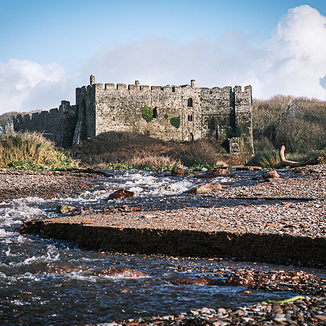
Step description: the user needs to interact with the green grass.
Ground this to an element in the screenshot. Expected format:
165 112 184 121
247 150 280 168
0 132 78 171
247 148 326 168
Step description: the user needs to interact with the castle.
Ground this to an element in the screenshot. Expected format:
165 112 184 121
14 75 254 157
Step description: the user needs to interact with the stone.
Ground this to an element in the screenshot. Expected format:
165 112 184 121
234 309 245 316
185 182 222 194
171 167 185 176
107 188 134 200
262 170 280 180
94 267 149 278
314 314 326 321
55 204 75 214
206 168 230 175
171 277 210 285
273 313 287 322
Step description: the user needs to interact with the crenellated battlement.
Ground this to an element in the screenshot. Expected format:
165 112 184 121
80 76 245 95
14 75 254 157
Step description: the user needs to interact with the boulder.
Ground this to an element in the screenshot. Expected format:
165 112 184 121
262 170 280 181
185 182 222 194
107 188 134 200
55 204 76 214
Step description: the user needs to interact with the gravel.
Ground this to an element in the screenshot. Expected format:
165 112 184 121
0 169 97 201
2 165 326 325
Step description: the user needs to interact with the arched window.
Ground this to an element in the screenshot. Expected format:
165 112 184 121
188 114 193 122
153 107 158 118
187 98 193 107
188 133 194 141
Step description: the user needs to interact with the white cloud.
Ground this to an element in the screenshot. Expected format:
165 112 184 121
259 5 326 99
0 59 73 114
83 5 326 100
1 5 325 116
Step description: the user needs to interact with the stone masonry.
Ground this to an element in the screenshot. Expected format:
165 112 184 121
14 76 254 157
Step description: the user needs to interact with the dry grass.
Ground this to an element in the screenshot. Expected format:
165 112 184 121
127 155 181 170
0 132 77 170
67 131 244 169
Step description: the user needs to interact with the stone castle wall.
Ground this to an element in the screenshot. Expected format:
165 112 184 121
14 76 254 157
14 101 78 148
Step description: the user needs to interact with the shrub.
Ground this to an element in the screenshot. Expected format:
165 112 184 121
252 96 326 154
225 125 242 138
247 150 280 168
141 105 153 123
67 131 237 169
178 139 226 167
170 116 180 128
126 155 181 170
0 132 77 170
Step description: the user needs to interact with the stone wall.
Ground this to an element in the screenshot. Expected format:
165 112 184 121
13 101 78 148
14 76 254 157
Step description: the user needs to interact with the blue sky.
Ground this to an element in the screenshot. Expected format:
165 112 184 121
1 0 326 113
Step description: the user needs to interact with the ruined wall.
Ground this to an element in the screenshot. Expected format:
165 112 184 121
76 78 202 142
13 101 77 148
13 75 254 157
233 85 254 156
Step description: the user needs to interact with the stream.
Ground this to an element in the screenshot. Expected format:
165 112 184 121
0 170 325 325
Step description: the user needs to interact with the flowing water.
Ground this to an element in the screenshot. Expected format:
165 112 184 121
0 170 325 325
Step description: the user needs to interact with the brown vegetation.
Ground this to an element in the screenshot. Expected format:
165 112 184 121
67 131 244 168
252 95 326 153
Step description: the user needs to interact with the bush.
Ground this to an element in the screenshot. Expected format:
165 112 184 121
170 116 180 128
127 155 181 170
0 132 77 170
253 96 326 154
141 105 153 123
68 131 238 169
177 139 226 167
247 150 280 168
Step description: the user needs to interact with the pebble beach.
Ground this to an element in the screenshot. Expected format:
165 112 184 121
2 165 326 325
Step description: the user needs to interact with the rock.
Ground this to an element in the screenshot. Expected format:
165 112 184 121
171 167 185 176
107 188 134 200
42 263 83 274
273 313 287 322
236 166 262 170
185 182 222 194
206 168 230 175
94 267 149 278
55 204 75 213
264 177 283 182
314 314 326 321
171 277 211 285
262 170 280 180
234 309 245 316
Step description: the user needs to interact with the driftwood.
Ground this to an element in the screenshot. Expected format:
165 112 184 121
279 145 323 167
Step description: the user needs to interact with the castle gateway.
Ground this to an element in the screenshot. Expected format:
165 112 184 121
14 76 254 157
